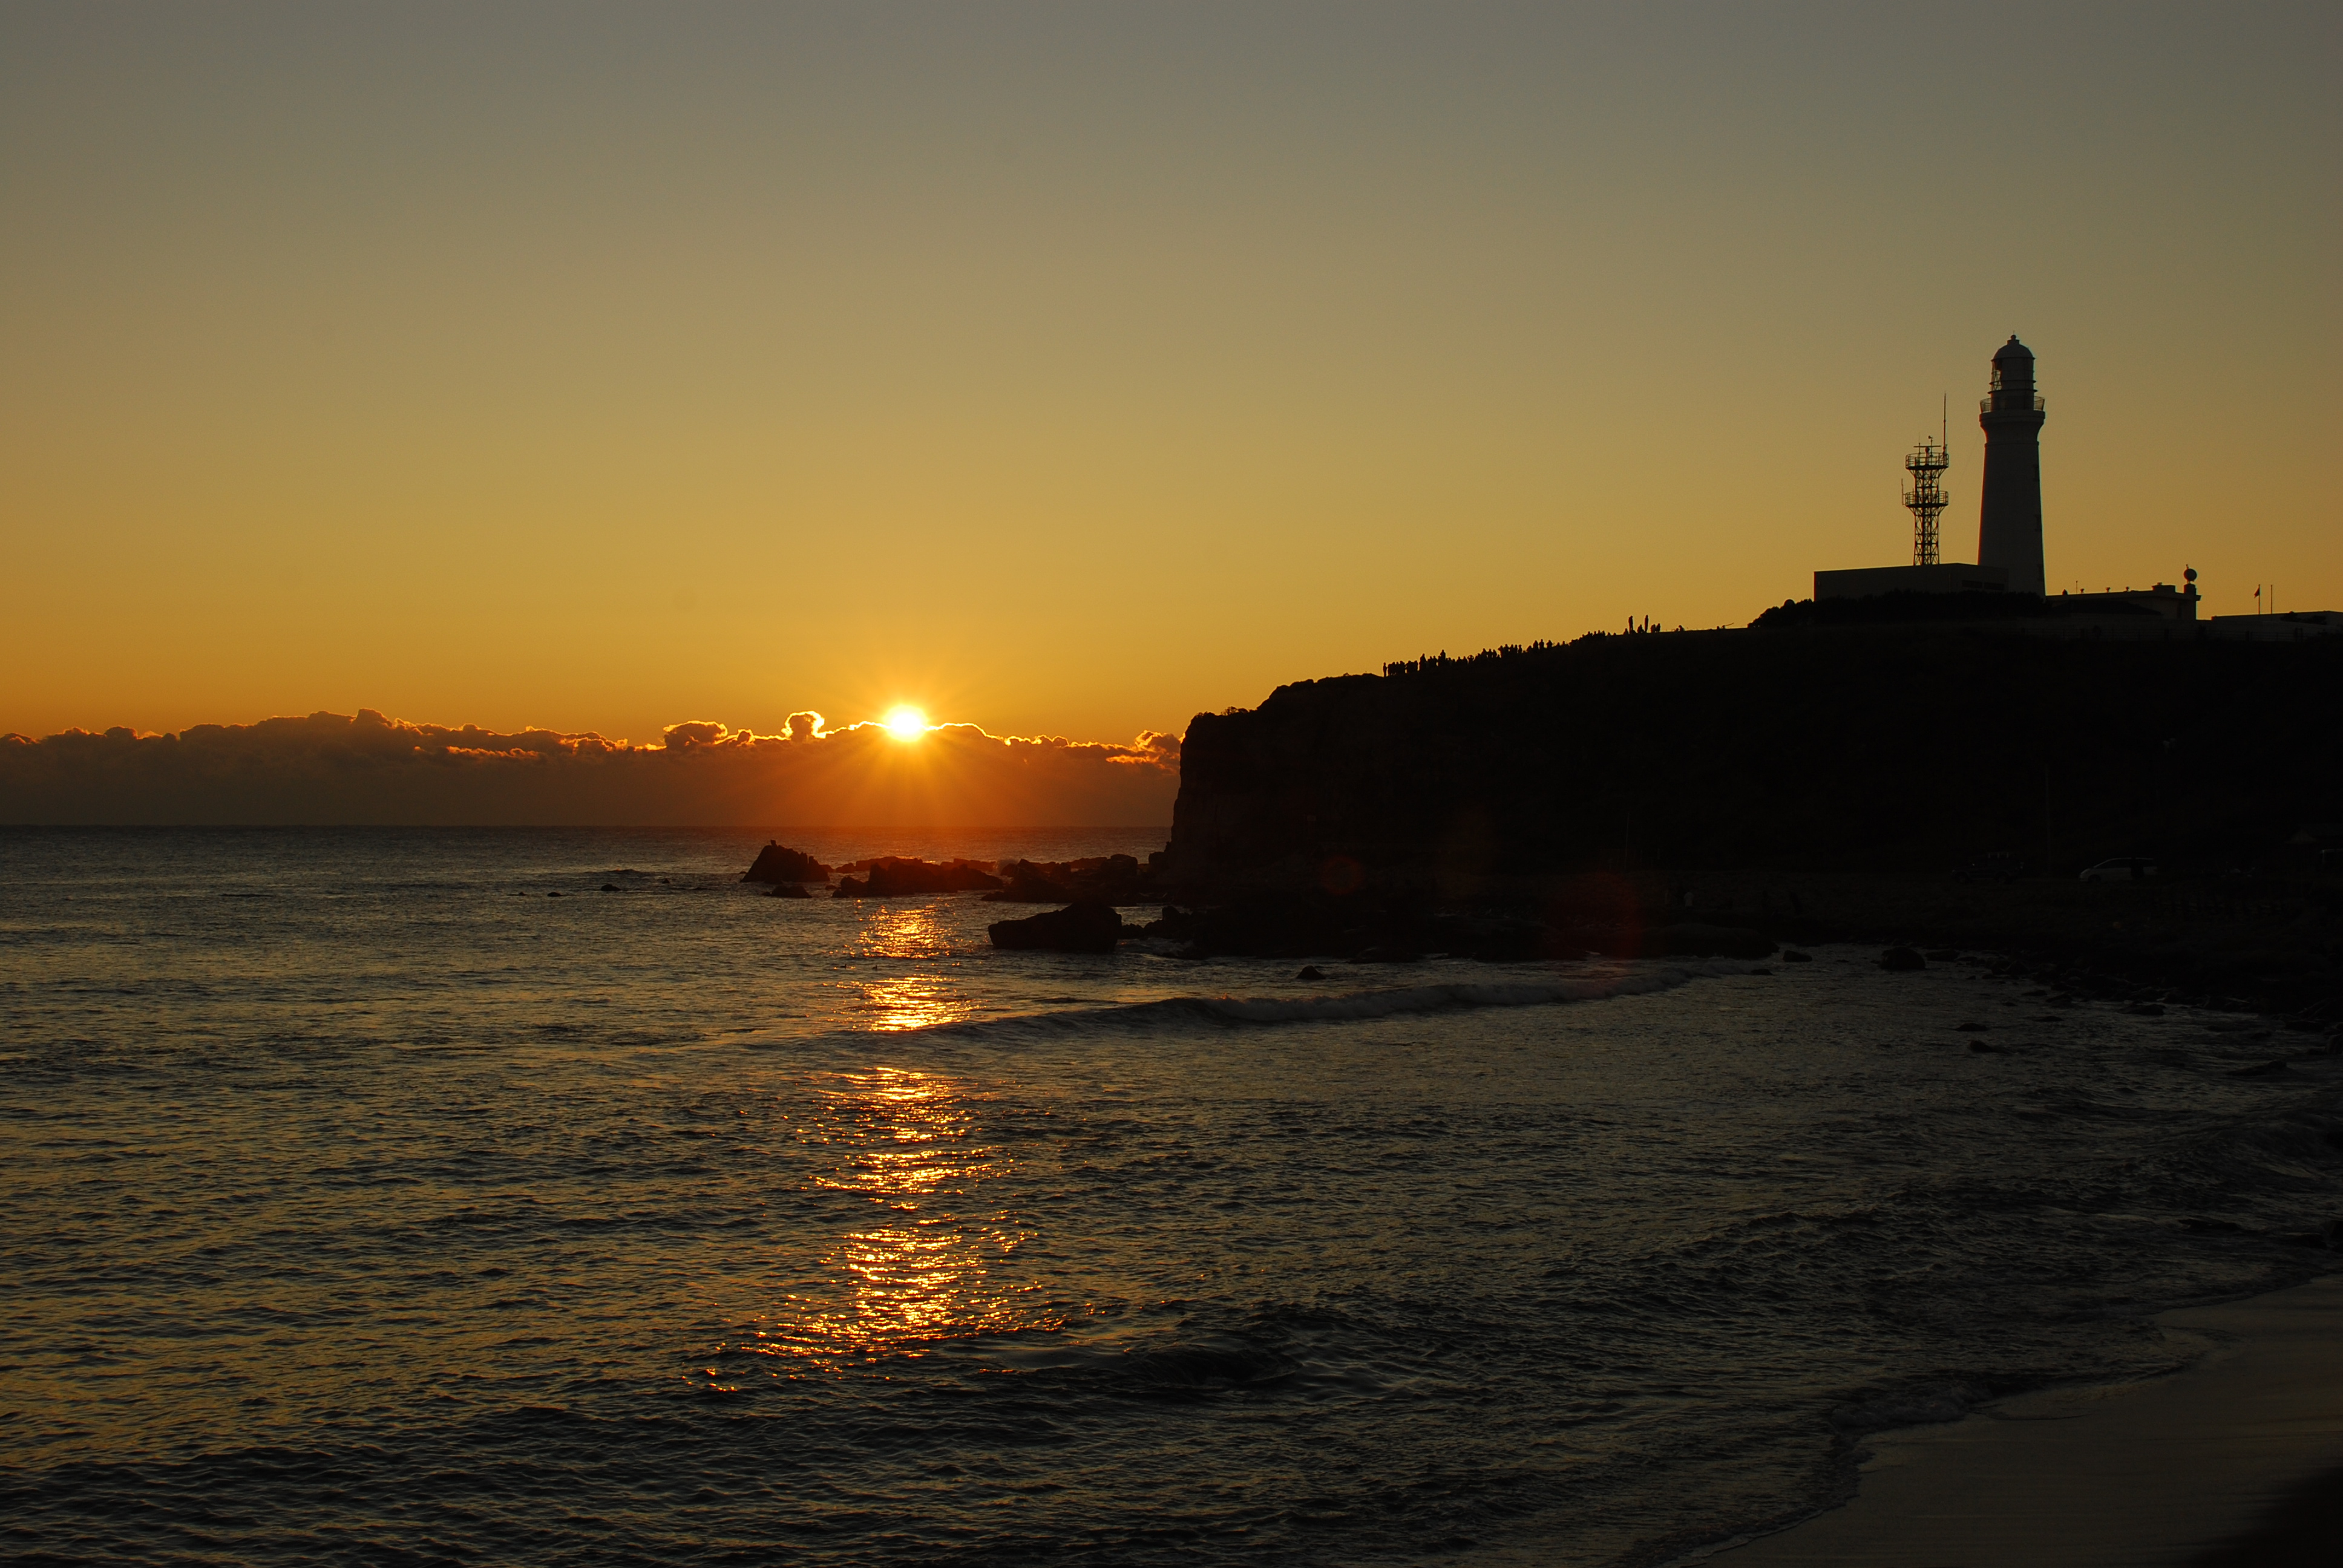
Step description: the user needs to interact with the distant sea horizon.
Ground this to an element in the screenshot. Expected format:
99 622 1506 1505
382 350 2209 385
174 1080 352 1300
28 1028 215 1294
0 822 1172 835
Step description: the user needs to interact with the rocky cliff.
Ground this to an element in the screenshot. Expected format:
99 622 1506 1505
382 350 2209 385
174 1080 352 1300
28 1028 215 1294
1165 627 2343 895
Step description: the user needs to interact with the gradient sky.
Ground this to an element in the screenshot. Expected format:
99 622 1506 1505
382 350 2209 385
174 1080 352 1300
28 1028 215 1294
5 2 2335 746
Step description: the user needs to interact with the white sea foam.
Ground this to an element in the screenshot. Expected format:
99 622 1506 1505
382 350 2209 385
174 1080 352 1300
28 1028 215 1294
813 958 1748 1045
1173 962 1738 1025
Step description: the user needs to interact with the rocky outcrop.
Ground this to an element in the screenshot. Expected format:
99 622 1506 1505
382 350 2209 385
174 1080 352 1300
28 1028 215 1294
1651 923 1777 959
986 900 1124 953
741 841 830 885
1122 892 1772 962
833 857 1005 898
984 861 1075 903
980 854 1149 904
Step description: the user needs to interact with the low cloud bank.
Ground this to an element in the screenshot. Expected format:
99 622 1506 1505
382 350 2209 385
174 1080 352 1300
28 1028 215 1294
0 710 1182 826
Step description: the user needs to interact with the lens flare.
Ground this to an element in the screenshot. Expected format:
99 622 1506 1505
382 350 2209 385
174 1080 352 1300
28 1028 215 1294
883 705 928 741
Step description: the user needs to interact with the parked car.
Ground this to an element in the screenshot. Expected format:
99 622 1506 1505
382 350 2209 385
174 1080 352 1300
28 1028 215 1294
2079 857 2159 883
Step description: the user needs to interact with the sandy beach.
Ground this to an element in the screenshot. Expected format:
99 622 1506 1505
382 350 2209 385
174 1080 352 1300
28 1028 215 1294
1702 1270 2343 1566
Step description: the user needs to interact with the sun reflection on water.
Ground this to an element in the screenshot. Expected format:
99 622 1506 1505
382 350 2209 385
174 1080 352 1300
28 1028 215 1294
857 972 977 1032
753 1066 1049 1371
816 1063 988 1201
850 905 977 1031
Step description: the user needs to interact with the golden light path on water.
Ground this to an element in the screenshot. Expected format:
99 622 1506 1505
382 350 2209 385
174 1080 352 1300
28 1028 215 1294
756 1066 1047 1371
733 908 1057 1377
850 904 979 1033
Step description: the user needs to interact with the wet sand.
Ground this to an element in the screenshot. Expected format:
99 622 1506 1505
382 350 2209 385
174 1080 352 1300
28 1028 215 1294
1704 1271 2343 1567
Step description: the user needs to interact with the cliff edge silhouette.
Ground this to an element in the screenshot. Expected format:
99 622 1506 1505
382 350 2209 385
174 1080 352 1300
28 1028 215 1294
1170 627 2339 890
1158 627 2341 1013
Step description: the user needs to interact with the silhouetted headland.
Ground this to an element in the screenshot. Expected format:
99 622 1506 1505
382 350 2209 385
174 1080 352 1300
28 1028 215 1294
1147 620 2342 1018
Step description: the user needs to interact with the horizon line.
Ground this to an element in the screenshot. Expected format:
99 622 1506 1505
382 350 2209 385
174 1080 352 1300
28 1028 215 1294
0 822 1175 832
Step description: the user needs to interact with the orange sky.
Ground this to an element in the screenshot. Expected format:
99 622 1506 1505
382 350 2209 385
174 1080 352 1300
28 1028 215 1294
4 4 2336 752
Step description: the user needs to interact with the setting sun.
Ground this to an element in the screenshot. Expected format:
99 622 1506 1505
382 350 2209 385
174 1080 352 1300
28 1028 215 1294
882 705 929 742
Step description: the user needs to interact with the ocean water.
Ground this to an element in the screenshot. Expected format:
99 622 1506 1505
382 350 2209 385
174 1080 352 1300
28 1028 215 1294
3 827 2340 1566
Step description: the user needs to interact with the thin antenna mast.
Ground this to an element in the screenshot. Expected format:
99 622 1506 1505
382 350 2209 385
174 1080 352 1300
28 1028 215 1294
1904 421 1950 567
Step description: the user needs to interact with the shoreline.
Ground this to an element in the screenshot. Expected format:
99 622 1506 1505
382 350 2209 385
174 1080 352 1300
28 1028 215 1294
1147 867 2340 1032
1689 1269 2343 1567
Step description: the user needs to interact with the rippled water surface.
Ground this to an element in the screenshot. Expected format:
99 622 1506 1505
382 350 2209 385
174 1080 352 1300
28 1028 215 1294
4 828 2340 1565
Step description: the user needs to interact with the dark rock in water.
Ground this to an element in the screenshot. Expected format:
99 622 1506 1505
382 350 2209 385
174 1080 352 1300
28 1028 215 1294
1879 947 1925 971
1150 890 1429 961
548 892 563 898
741 841 830 886
1925 949 1962 962
768 883 811 898
1296 965 1325 981
835 858 1006 898
988 900 1123 953
1142 890 1575 963
601 884 621 892
2227 1059 2292 1078
983 863 1073 903
1139 906 1198 940
1430 912 1570 961
1781 950 1813 962
1653 923 1775 959
982 855 1151 904
1528 919 1750 960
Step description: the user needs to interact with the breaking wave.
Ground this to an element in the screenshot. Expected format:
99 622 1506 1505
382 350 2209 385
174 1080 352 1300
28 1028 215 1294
765 959 1746 1048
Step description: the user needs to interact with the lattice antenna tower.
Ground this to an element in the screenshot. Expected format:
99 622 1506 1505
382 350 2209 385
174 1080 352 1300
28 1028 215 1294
1904 397 1950 566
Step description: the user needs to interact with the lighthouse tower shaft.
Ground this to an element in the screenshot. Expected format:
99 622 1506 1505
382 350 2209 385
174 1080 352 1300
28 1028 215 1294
1976 336 2046 596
